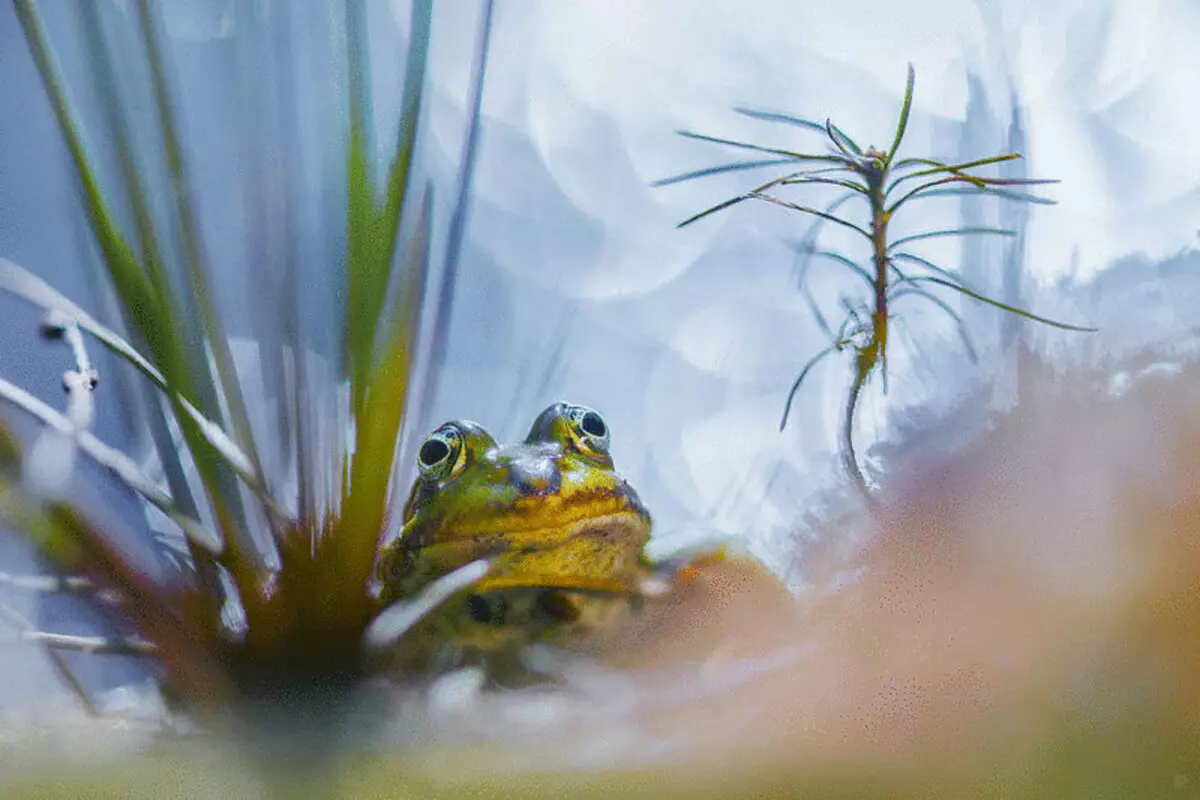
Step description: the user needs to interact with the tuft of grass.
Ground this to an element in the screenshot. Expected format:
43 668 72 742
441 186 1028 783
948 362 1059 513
658 66 1095 504
0 0 494 734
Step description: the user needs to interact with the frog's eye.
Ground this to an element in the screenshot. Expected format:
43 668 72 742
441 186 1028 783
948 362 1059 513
565 405 609 456
417 425 467 482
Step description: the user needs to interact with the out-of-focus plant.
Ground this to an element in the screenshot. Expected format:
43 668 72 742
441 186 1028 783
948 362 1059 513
657 66 1095 504
0 0 494 728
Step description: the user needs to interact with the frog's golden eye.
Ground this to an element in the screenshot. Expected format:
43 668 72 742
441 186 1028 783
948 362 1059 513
565 404 610 456
417 425 467 482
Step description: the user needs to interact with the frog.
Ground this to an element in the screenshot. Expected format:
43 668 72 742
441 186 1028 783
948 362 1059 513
373 401 797 682
374 402 667 677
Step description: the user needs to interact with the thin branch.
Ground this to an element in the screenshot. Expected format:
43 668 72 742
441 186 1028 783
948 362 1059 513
732 106 827 134
836 297 870 343
801 284 834 341
677 168 865 229
651 157 798 187
888 287 978 363
135 0 277 545
749 192 873 240
886 176 983 215
758 168 866 196
888 153 1026 186
790 243 874 290
890 251 979 290
889 183 1057 207
887 226 1015 251
778 175 869 194
792 191 860 290
779 345 844 432
676 130 850 163
677 195 749 227
905 276 1098 331
715 167 867 212
824 118 863 157
888 175 1056 214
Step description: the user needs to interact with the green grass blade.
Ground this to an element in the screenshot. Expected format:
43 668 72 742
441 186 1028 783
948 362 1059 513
825 118 863 156
335 187 434 598
72 5 227 457
651 157 799 187
120 12 274 575
677 130 849 163
344 0 376 412
907 276 1098 331
16 0 255 570
378 0 433 299
677 195 753 227
894 185 1057 205
749 192 873 240
887 176 1058 213
345 0 433 417
134 0 273 523
779 176 869 194
680 176 866 231
12 0 162 355
800 284 835 341
890 251 979 290
791 192 859 286
888 176 984 213
346 118 376 411
74 2 178 348
888 227 1015 251
732 107 827 134
890 153 1023 183
887 154 1054 194
790 244 874 290
779 346 840 431
885 64 916 163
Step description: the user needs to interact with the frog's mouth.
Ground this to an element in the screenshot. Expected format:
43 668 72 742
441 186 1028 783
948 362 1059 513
415 509 653 596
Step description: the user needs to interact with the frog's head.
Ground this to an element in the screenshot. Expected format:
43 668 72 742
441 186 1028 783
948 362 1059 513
377 403 652 607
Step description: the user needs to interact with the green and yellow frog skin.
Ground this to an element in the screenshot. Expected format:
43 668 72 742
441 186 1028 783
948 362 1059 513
375 402 672 676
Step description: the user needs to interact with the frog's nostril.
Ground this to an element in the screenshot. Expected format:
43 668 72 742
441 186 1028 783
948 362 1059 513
509 457 560 496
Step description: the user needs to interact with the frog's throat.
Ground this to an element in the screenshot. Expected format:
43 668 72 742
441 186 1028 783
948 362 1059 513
406 509 652 595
